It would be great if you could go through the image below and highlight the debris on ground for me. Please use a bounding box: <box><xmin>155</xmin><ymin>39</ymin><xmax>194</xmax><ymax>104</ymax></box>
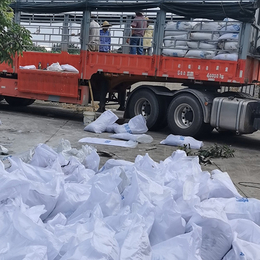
<box><xmin>180</xmin><ymin>143</ymin><xmax>235</xmax><ymax>165</ymax></box>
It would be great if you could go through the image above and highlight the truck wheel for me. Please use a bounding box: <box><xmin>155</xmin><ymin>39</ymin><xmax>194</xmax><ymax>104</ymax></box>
<box><xmin>127</xmin><ymin>89</ymin><xmax>166</xmax><ymax>130</ymax></box>
<box><xmin>5</xmin><ymin>97</ymin><xmax>35</xmax><ymax>107</ymax></box>
<box><xmin>167</xmin><ymin>94</ymin><xmax>204</xmax><ymax>137</ymax></box>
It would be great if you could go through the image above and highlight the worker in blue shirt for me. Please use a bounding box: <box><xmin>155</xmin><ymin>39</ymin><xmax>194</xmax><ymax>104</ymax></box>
<box><xmin>99</xmin><ymin>21</ymin><xmax>112</xmax><ymax>52</ymax></box>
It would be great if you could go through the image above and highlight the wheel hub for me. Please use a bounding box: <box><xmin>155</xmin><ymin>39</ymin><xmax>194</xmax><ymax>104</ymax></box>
<box><xmin>175</xmin><ymin>103</ymin><xmax>194</xmax><ymax>129</ymax></box>
<box><xmin>135</xmin><ymin>99</ymin><xmax>151</xmax><ymax>118</ymax></box>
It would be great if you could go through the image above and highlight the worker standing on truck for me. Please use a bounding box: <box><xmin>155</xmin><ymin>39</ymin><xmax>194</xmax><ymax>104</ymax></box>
<box><xmin>99</xmin><ymin>21</ymin><xmax>112</xmax><ymax>52</ymax></box>
<box><xmin>143</xmin><ymin>17</ymin><xmax>153</xmax><ymax>56</ymax></box>
<box><xmin>88</xmin><ymin>17</ymin><xmax>100</xmax><ymax>51</ymax></box>
<box><xmin>128</xmin><ymin>11</ymin><xmax>147</xmax><ymax>55</ymax></box>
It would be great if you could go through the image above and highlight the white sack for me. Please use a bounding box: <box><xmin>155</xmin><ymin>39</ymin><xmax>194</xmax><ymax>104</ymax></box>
<box><xmin>162</xmin><ymin>48</ymin><xmax>187</xmax><ymax>57</ymax></box>
<box><xmin>84</xmin><ymin>110</ymin><xmax>119</xmax><ymax>134</ymax></box>
<box><xmin>176</xmin><ymin>21</ymin><xmax>196</xmax><ymax>30</ymax></box>
<box><xmin>218</xmin><ymin>33</ymin><xmax>239</xmax><ymax>41</ymax></box>
<box><xmin>164</xmin><ymin>21</ymin><xmax>193</xmax><ymax>36</ymax></box>
<box><xmin>105</xmin><ymin>123</ymin><xmax>119</xmax><ymax>133</ymax></box>
<box><xmin>223</xmin><ymin>197</ymin><xmax>260</xmax><ymax>226</ymax></box>
<box><xmin>60</xmin><ymin>64</ymin><xmax>79</xmax><ymax>73</ymax></box>
<box><xmin>59</xmin><ymin>216</ymin><xmax>120</xmax><ymax>260</ymax></box>
<box><xmin>114</xmin><ymin>114</ymin><xmax>148</xmax><ymax>134</ymax></box>
<box><xmin>30</xmin><ymin>143</ymin><xmax>58</xmax><ymax>168</ymax></box>
<box><xmin>213</xmin><ymin>53</ymin><xmax>238</xmax><ymax>61</ymax></box>
<box><xmin>160</xmin><ymin>134</ymin><xmax>203</xmax><ymax>149</ymax></box>
<box><xmin>229</xmin><ymin>218</ymin><xmax>260</xmax><ymax>244</ymax></box>
<box><xmin>47</xmin><ymin>62</ymin><xmax>63</xmax><ymax>72</ymax></box>
<box><xmin>0</xmin><ymin>198</ymin><xmax>62</xmax><ymax>260</ymax></box>
<box><xmin>224</xmin><ymin>41</ymin><xmax>239</xmax><ymax>50</ymax></box>
<box><xmin>98</xmin><ymin>158</ymin><xmax>134</xmax><ymax>173</ymax></box>
<box><xmin>223</xmin><ymin>219</ymin><xmax>260</xmax><ymax>259</ymax></box>
<box><xmin>187</xmin><ymin>200</ymin><xmax>233</xmax><ymax>260</ymax></box>
<box><xmin>223</xmin><ymin>233</ymin><xmax>260</xmax><ymax>260</ymax></box>
<box><xmin>110</xmin><ymin>133</ymin><xmax>153</xmax><ymax>143</ymax></box>
<box><xmin>220</xmin><ymin>24</ymin><xmax>240</xmax><ymax>33</ymax></box>
<box><xmin>187</xmin><ymin>41</ymin><xmax>217</xmax><ymax>49</ymax></box>
<box><xmin>151</xmin><ymin>224</ymin><xmax>202</xmax><ymax>260</ymax></box>
<box><xmin>208</xmin><ymin>169</ymin><xmax>241</xmax><ymax>199</ymax></box>
<box><xmin>19</xmin><ymin>65</ymin><xmax>37</xmax><ymax>70</ymax></box>
<box><xmin>149</xmin><ymin>198</ymin><xmax>186</xmax><ymax>246</ymax></box>
<box><xmin>190</xmin><ymin>32</ymin><xmax>219</xmax><ymax>41</ymax></box>
<box><xmin>165</xmin><ymin>30</ymin><xmax>188</xmax><ymax>37</ymax></box>
<box><xmin>57</xmin><ymin>139</ymin><xmax>100</xmax><ymax>172</ymax></box>
<box><xmin>185</xmin><ymin>50</ymin><xmax>216</xmax><ymax>59</ymax></box>
<box><xmin>164</xmin><ymin>33</ymin><xmax>189</xmax><ymax>40</ymax></box>
<box><xmin>193</xmin><ymin>21</ymin><xmax>223</xmax><ymax>31</ymax></box>
<box><xmin>164</xmin><ymin>36</ymin><xmax>187</xmax><ymax>47</ymax></box>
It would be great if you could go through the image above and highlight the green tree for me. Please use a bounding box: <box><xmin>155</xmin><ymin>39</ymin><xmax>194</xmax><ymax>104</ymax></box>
<box><xmin>0</xmin><ymin>0</ymin><xmax>32</xmax><ymax>66</ymax></box>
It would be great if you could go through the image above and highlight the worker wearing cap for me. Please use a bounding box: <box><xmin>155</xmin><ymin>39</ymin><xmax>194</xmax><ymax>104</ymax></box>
<box><xmin>128</xmin><ymin>11</ymin><xmax>147</xmax><ymax>55</ymax></box>
<box><xmin>99</xmin><ymin>21</ymin><xmax>112</xmax><ymax>52</ymax></box>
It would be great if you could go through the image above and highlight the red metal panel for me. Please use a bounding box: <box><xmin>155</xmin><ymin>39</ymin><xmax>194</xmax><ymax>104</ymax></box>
<box><xmin>157</xmin><ymin>56</ymin><xmax>247</xmax><ymax>84</ymax></box>
<box><xmin>83</xmin><ymin>51</ymin><xmax>155</xmax><ymax>79</ymax></box>
<box><xmin>18</xmin><ymin>69</ymin><xmax>79</xmax><ymax>98</ymax></box>
<box><xmin>19</xmin><ymin>52</ymin><xmax>81</xmax><ymax>75</ymax></box>
<box><xmin>244</xmin><ymin>57</ymin><xmax>260</xmax><ymax>83</ymax></box>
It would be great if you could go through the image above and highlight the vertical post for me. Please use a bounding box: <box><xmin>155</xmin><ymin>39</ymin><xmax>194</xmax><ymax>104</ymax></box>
<box><xmin>153</xmin><ymin>10</ymin><xmax>166</xmax><ymax>56</ymax></box>
<box><xmin>81</xmin><ymin>10</ymin><xmax>91</xmax><ymax>51</ymax></box>
<box><xmin>239</xmin><ymin>23</ymin><xmax>252</xmax><ymax>59</ymax></box>
<box><xmin>122</xmin><ymin>15</ymin><xmax>131</xmax><ymax>54</ymax></box>
<box><xmin>61</xmin><ymin>14</ymin><xmax>69</xmax><ymax>52</ymax></box>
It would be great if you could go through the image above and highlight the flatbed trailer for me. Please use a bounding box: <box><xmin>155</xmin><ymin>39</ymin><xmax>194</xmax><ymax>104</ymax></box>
<box><xmin>2</xmin><ymin>0</ymin><xmax>260</xmax><ymax>136</ymax></box>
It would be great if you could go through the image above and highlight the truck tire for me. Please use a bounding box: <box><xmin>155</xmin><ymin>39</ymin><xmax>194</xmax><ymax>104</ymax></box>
<box><xmin>167</xmin><ymin>94</ymin><xmax>205</xmax><ymax>137</ymax></box>
<box><xmin>5</xmin><ymin>97</ymin><xmax>35</xmax><ymax>107</ymax></box>
<box><xmin>127</xmin><ymin>89</ymin><xmax>166</xmax><ymax>130</ymax></box>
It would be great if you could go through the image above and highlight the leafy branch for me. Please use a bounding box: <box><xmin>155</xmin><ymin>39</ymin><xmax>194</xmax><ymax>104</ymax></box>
<box><xmin>0</xmin><ymin>0</ymin><xmax>32</xmax><ymax>66</ymax></box>
<box><xmin>179</xmin><ymin>143</ymin><xmax>235</xmax><ymax>165</ymax></box>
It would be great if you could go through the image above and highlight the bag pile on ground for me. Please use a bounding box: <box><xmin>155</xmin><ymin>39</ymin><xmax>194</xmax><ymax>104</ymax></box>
<box><xmin>0</xmin><ymin>139</ymin><xmax>260</xmax><ymax>259</ymax></box>
<box><xmin>163</xmin><ymin>18</ymin><xmax>240</xmax><ymax>61</ymax></box>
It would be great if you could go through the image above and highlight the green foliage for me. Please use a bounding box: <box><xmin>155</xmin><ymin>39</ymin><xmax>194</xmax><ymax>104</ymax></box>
<box><xmin>179</xmin><ymin>143</ymin><xmax>235</xmax><ymax>165</ymax></box>
<box><xmin>0</xmin><ymin>0</ymin><xmax>32</xmax><ymax>66</ymax></box>
<box><xmin>52</xmin><ymin>43</ymin><xmax>80</xmax><ymax>55</ymax></box>
<box><xmin>25</xmin><ymin>44</ymin><xmax>47</xmax><ymax>52</ymax></box>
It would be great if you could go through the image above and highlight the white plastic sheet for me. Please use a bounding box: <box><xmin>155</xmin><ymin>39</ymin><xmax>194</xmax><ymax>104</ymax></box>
<box><xmin>79</xmin><ymin>137</ymin><xmax>138</xmax><ymax>148</ymax></box>
<box><xmin>110</xmin><ymin>133</ymin><xmax>153</xmax><ymax>143</ymax></box>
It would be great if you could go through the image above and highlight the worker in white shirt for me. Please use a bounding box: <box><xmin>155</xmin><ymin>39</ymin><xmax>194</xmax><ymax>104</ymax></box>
<box><xmin>88</xmin><ymin>17</ymin><xmax>100</xmax><ymax>51</ymax></box>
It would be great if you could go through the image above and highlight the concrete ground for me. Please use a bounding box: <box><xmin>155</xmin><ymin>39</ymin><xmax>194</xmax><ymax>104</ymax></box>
<box><xmin>0</xmin><ymin>99</ymin><xmax>260</xmax><ymax>200</ymax></box>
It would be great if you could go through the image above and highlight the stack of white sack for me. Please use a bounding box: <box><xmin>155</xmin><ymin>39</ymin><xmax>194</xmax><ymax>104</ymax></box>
<box><xmin>84</xmin><ymin>111</ymin><xmax>149</xmax><ymax>136</ymax></box>
<box><xmin>214</xmin><ymin>21</ymin><xmax>240</xmax><ymax>61</ymax></box>
<box><xmin>1</xmin><ymin>139</ymin><xmax>260</xmax><ymax>259</ymax></box>
<box><xmin>162</xmin><ymin>18</ymin><xmax>241</xmax><ymax>61</ymax></box>
<box><xmin>163</xmin><ymin>21</ymin><xmax>190</xmax><ymax>57</ymax></box>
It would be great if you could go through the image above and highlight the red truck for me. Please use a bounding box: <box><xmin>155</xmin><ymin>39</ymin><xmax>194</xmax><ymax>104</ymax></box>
<box><xmin>2</xmin><ymin>0</ymin><xmax>260</xmax><ymax>137</ymax></box>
